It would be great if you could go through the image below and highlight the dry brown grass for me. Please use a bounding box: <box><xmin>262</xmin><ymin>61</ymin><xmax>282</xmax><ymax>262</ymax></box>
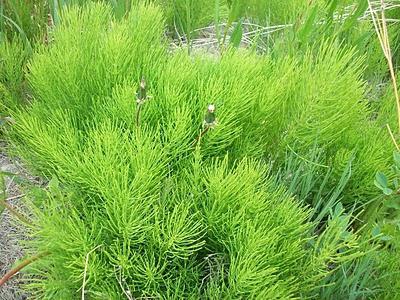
<box><xmin>368</xmin><ymin>0</ymin><xmax>400</xmax><ymax>146</ymax></box>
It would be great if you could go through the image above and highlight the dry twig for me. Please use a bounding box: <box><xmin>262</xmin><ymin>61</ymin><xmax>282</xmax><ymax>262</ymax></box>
<box><xmin>0</xmin><ymin>251</ymin><xmax>50</xmax><ymax>286</ymax></box>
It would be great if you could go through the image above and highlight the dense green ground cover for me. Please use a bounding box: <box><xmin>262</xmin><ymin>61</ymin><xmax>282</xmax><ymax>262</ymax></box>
<box><xmin>1</xmin><ymin>0</ymin><xmax>400</xmax><ymax>299</ymax></box>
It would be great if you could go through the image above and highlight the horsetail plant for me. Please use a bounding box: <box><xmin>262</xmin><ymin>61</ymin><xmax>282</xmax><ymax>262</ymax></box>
<box><xmin>192</xmin><ymin>103</ymin><xmax>217</xmax><ymax>147</ymax></box>
<box><xmin>2</xmin><ymin>1</ymin><xmax>399</xmax><ymax>298</ymax></box>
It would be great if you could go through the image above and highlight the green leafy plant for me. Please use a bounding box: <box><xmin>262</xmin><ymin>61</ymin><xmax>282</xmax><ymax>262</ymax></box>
<box><xmin>373</xmin><ymin>151</ymin><xmax>400</xmax><ymax>220</ymax></box>
<box><xmin>367</xmin><ymin>151</ymin><xmax>400</xmax><ymax>298</ymax></box>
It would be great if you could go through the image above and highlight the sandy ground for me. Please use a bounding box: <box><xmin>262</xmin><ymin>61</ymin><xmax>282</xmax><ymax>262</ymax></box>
<box><xmin>0</xmin><ymin>144</ymin><xmax>29</xmax><ymax>300</ymax></box>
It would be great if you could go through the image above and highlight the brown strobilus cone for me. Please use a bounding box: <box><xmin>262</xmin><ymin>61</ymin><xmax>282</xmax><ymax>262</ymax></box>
<box><xmin>135</xmin><ymin>77</ymin><xmax>150</xmax><ymax>127</ymax></box>
<box><xmin>203</xmin><ymin>104</ymin><xmax>216</xmax><ymax>128</ymax></box>
<box><xmin>136</xmin><ymin>77</ymin><xmax>147</xmax><ymax>104</ymax></box>
<box><xmin>192</xmin><ymin>104</ymin><xmax>217</xmax><ymax>147</ymax></box>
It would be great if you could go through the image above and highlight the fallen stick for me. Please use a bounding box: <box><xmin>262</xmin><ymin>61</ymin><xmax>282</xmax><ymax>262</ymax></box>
<box><xmin>0</xmin><ymin>251</ymin><xmax>50</xmax><ymax>286</ymax></box>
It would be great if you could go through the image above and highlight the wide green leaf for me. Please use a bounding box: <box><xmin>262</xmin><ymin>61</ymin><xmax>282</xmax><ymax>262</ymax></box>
<box><xmin>375</xmin><ymin>171</ymin><xmax>389</xmax><ymax>190</ymax></box>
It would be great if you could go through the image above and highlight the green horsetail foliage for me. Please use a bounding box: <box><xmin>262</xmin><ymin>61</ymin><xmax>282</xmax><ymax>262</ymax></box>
<box><xmin>3</xmin><ymin>1</ymin><xmax>397</xmax><ymax>299</ymax></box>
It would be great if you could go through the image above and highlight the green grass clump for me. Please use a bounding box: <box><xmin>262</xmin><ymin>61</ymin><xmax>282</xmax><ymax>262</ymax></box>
<box><xmin>0</xmin><ymin>0</ymin><xmax>48</xmax><ymax>45</ymax></box>
<box><xmin>157</xmin><ymin>0</ymin><xmax>222</xmax><ymax>37</ymax></box>
<box><xmin>376</xmin><ymin>230</ymin><xmax>400</xmax><ymax>298</ymax></box>
<box><xmin>376</xmin><ymin>74</ymin><xmax>400</xmax><ymax>129</ymax></box>
<box><xmin>276</xmin><ymin>146</ymin><xmax>393</xmax><ymax>299</ymax></box>
<box><xmin>0</xmin><ymin>37</ymin><xmax>29</xmax><ymax>114</ymax></box>
<box><xmin>5</xmin><ymin>3</ymin><xmax>375</xmax><ymax>298</ymax></box>
<box><xmin>246</xmin><ymin>0</ymin><xmax>310</xmax><ymax>24</ymax></box>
